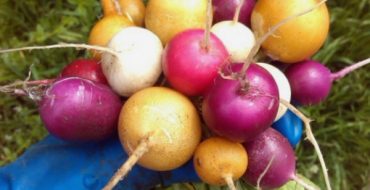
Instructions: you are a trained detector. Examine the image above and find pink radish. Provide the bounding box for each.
[285,58,370,105]
[202,63,279,142]
[162,0,229,96]
[60,59,108,85]
[243,127,318,190]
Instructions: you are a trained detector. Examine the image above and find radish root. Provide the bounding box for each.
[233,0,245,23]
[102,136,153,190]
[256,155,275,190]
[238,0,328,79]
[201,0,213,51]
[291,175,319,190]
[331,57,370,81]
[280,99,331,190]
[111,0,123,15]
[0,43,120,57]
[223,174,237,190]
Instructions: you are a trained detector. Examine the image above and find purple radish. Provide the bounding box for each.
[285,58,370,105]
[213,0,255,27]
[202,63,279,142]
[39,77,122,141]
[243,128,318,190]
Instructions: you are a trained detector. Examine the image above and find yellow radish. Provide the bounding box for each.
[251,0,330,63]
[88,15,133,59]
[103,87,202,190]
[145,0,207,44]
[101,0,145,26]
[194,137,248,189]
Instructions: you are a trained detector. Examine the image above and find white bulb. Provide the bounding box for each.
[211,21,255,62]
[102,27,163,97]
[257,62,291,121]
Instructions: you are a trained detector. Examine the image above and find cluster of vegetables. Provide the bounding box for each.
[1,0,369,189]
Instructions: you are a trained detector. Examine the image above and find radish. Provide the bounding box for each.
[101,26,163,97]
[202,63,279,142]
[243,128,318,190]
[162,29,228,96]
[212,0,255,27]
[211,0,255,63]
[285,58,370,105]
[193,137,248,190]
[103,87,201,190]
[60,59,108,85]
[39,77,122,141]
[256,62,291,121]
[101,0,146,26]
[145,0,207,44]
[162,0,229,96]
[251,0,330,63]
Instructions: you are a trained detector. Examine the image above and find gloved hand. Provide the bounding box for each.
[0,135,200,190]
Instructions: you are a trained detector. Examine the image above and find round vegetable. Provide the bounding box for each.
[145,0,207,44]
[118,87,202,171]
[251,0,330,63]
[101,0,146,26]
[202,63,279,142]
[256,62,291,121]
[101,26,163,97]
[211,21,255,63]
[39,77,122,141]
[88,15,134,59]
[285,58,370,105]
[212,0,255,27]
[194,137,248,186]
[243,128,315,189]
[60,59,108,85]
[162,29,229,96]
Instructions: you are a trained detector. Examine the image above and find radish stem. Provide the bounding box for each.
[280,99,331,190]
[291,175,319,190]
[111,0,123,15]
[238,0,328,79]
[0,43,120,57]
[102,136,153,190]
[256,155,275,190]
[331,57,370,81]
[201,0,213,51]
[223,175,237,190]
[233,0,245,23]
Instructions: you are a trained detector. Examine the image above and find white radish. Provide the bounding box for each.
[211,21,255,63]
[102,26,163,97]
[256,62,291,121]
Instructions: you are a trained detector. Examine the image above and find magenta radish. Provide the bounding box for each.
[162,29,228,96]
[202,63,279,142]
[256,62,291,121]
[213,0,255,27]
[60,59,108,85]
[39,77,122,141]
[285,58,370,105]
[243,128,318,190]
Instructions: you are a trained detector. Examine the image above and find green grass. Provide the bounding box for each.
[0,0,369,189]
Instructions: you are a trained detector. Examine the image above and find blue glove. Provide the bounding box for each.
[272,109,303,148]
[0,135,200,190]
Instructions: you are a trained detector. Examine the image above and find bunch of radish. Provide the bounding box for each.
[1,0,369,189]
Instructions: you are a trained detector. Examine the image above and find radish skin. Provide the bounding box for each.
[211,21,255,62]
[256,62,291,121]
[102,26,163,97]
